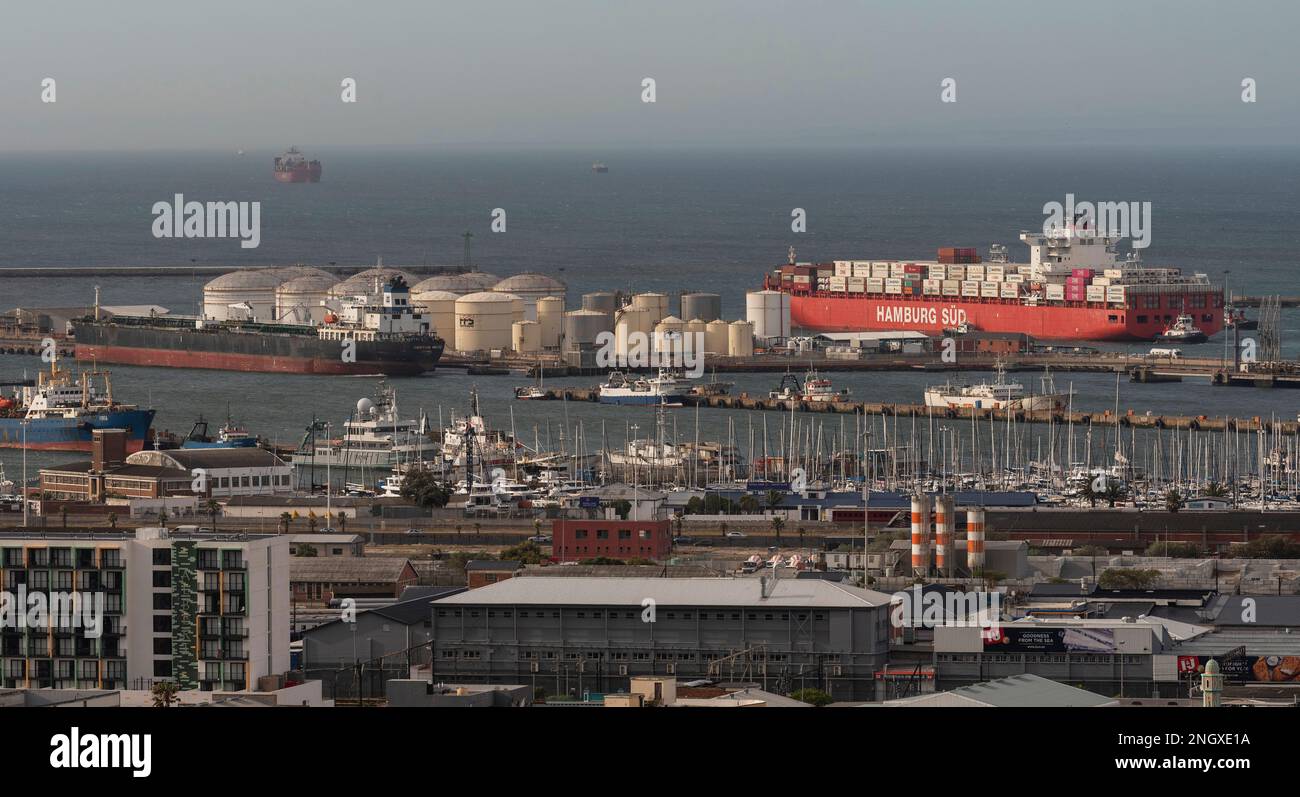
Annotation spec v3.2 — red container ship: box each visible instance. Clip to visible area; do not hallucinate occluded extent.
[763,226,1224,342]
[273,146,322,183]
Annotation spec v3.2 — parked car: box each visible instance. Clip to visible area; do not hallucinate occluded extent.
[404,528,423,535]
[527,535,552,544]
[725,531,746,538]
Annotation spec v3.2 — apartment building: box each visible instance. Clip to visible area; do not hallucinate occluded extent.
[0,527,289,691]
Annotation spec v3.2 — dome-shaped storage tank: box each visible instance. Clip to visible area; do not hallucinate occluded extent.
[330,267,418,301]
[630,292,669,325]
[746,290,791,343]
[454,292,518,352]
[582,292,618,315]
[275,273,339,325]
[512,320,541,354]
[614,306,654,359]
[705,320,730,356]
[203,269,284,322]
[680,293,722,323]
[653,315,686,357]
[728,320,755,357]
[492,273,567,320]
[411,270,501,294]
[412,290,460,338]
[535,296,564,349]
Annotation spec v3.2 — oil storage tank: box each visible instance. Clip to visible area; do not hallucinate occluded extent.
[411,270,500,294]
[512,320,541,354]
[680,293,722,323]
[728,320,755,357]
[454,291,517,352]
[705,320,730,356]
[614,306,654,359]
[746,289,791,344]
[412,290,460,339]
[493,273,567,321]
[274,273,338,325]
[536,296,564,349]
[203,269,283,322]
[582,292,619,315]
[631,292,669,326]
[563,309,613,368]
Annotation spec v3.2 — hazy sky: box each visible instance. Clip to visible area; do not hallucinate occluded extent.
[1,0,1296,151]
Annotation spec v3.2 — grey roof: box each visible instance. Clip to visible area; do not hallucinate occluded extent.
[890,674,1112,707]
[371,587,467,624]
[438,577,894,608]
[465,560,521,572]
[1207,595,1300,627]
[224,495,368,507]
[290,557,414,583]
[579,484,667,501]
[288,534,363,545]
[520,564,724,578]
[141,448,288,469]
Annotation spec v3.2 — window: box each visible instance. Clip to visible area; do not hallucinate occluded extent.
[153,594,172,610]
[154,638,170,655]
[618,529,631,539]
[152,570,171,588]
[152,548,171,566]
[153,661,172,678]
[153,615,172,633]
[596,529,609,539]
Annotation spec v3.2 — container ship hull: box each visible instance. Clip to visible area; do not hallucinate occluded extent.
[0,409,155,452]
[71,320,444,377]
[787,294,1223,342]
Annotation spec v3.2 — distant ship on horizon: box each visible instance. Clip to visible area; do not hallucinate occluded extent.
[274,146,322,182]
[591,161,609,173]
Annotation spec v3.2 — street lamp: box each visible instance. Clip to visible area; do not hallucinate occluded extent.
[21,419,29,528]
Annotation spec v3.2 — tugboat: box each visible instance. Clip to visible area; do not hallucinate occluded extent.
[1224,306,1258,331]
[769,368,851,403]
[179,416,259,449]
[1156,314,1209,344]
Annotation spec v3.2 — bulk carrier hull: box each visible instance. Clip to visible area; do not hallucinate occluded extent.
[0,409,155,452]
[71,319,444,377]
[787,294,1224,342]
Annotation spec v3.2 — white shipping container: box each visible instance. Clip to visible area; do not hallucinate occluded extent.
[966,265,986,280]
[946,265,966,280]
[829,276,847,291]
[961,284,980,297]
[1086,285,1106,302]
[928,265,947,279]
[849,281,867,293]
[922,278,941,290]
[885,284,903,295]
[980,282,999,298]
[866,278,885,293]
[1000,283,1019,298]
[870,265,890,279]
[923,282,942,295]
[941,283,961,296]
[889,264,906,278]
[834,262,853,277]
[1004,273,1024,284]
[1104,268,1123,279]
[885,278,903,290]
[1106,286,1126,300]
[852,263,872,277]
[985,265,1005,280]
[1092,276,1110,287]
[1045,284,1065,300]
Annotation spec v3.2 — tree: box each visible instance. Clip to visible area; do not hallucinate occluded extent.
[789,688,832,707]
[107,513,118,531]
[611,500,631,520]
[764,490,785,512]
[400,468,451,509]
[738,494,761,514]
[797,526,806,550]
[205,498,221,531]
[1234,535,1300,559]
[1203,481,1229,498]
[499,540,546,565]
[307,516,318,534]
[296,544,318,557]
[1164,489,1183,513]
[1146,541,1201,558]
[151,681,179,708]
[1103,479,1127,508]
[1080,481,1099,507]
[770,515,785,544]
[1098,568,1162,590]
[279,512,292,534]
[158,506,169,528]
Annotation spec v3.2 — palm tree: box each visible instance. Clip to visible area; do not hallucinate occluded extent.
[158,506,169,529]
[107,513,118,531]
[1103,479,1127,508]
[771,515,785,545]
[764,490,785,512]
[151,680,179,707]
[1203,481,1229,498]
[279,512,292,534]
[204,499,220,532]
[307,515,318,534]
[1164,488,1183,513]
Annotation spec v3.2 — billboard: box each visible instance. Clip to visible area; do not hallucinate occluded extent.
[1177,655,1300,682]
[982,626,1117,653]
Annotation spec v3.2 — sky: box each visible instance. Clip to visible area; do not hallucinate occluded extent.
[0,0,1296,151]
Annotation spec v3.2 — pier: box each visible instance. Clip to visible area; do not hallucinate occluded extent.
[0,264,468,278]
[531,387,1300,435]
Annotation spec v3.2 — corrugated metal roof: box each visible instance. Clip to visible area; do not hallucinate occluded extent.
[888,674,1111,707]
[290,557,413,583]
[437,577,894,608]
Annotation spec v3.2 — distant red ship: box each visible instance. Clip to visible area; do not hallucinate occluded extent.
[273,146,322,183]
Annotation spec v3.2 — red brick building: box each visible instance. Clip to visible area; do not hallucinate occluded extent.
[551,519,673,563]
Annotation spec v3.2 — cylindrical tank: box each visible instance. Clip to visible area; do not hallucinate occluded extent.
[203,269,284,322]
[966,508,986,572]
[727,320,754,357]
[512,320,541,354]
[411,271,501,294]
[274,273,338,325]
[911,494,932,577]
[934,494,955,577]
[614,306,654,358]
[684,319,708,359]
[411,290,460,339]
[746,290,791,343]
[705,320,730,356]
[536,296,564,349]
[631,292,669,326]
[563,309,613,352]
[680,293,722,323]
[453,292,517,352]
[582,292,618,315]
[329,267,418,301]
[653,315,685,358]
[492,273,567,321]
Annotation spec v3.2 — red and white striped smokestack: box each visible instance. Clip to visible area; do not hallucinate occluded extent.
[935,494,955,577]
[910,493,931,577]
[966,507,986,571]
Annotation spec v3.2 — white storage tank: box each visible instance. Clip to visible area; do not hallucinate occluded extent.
[535,296,564,349]
[330,267,418,301]
[728,320,755,357]
[705,320,730,356]
[631,292,669,325]
[684,319,708,355]
[582,292,619,314]
[653,315,686,356]
[512,320,541,354]
[680,293,722,323]
[274,273,338,325]
[614,306,654,358]
[492,272,567,321]
[563,309,613,353]
[411,290,460,338]
[411,270,500,294]
[454,291,518,352]
[746,290,791,343]
[203,269,284,322]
